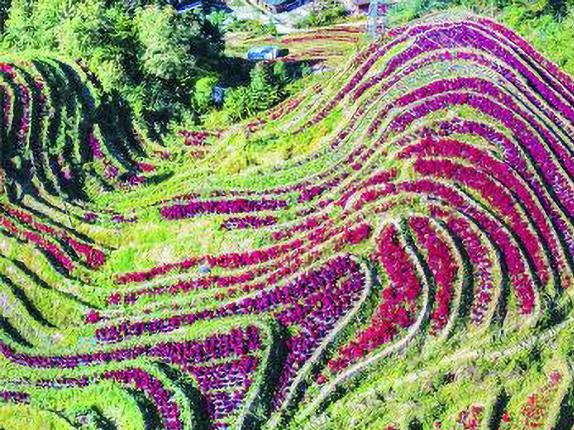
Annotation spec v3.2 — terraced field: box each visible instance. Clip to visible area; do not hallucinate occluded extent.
[227,23,366,67]
[3,10,574,430]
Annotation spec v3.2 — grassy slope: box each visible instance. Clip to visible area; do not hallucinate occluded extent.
[3,9,574,430]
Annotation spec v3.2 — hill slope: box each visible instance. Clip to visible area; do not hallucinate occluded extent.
[2,10,574,430]
[0,55,153,204]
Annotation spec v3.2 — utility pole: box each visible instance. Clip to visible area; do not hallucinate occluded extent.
[367,0,392,41]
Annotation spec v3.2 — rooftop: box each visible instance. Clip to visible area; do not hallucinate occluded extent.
[248,46,280,53]
[262,0,292,5]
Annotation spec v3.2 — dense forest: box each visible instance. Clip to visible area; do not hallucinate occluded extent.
[0,0,310,144]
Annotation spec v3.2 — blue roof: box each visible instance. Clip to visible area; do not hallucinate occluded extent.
[248,46,279,54]
[262,0,290,5]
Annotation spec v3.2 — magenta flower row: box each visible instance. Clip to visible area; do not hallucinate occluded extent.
[115,239,303,284]
[87,129,104,159]
[108,266,268,304]
[100,368,183,430]
[414,158,549,287]
[1,203,105,269]
[409,216,457,335]
[400,135,563,278]
[398,180,536,314]
[0,216,75,272]
[189,355,259,392]
[205,387,251,420]
[99,255,360,343]
[272,266,367,408]
[329,224,418,373]
[161,198,288,220]
[115,219,371,305]
[5,371,182,430]
[442,213,493,325]
[0,326,261,368]
[268,96,302,121]
[220,215,278,230]
[0,391,29,404]
[404,118,574,261]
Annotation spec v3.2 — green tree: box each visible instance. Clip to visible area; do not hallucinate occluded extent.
[224,85,251,121]
[57,1,137,91]
[0,0,12,34]
[133,5,195,81]
[296,0,347,28]
[130,3,224,136]
[133,4,223,80]
[272,61,289,85]
[194,76,218,112]
[224,62,286,121]
[2,0,38,49]
[0,0,229,138]
[248,62,281,110]
[207,10,228,29]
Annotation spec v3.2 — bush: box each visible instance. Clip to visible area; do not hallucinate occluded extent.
[294,0,347,28]
[206,10,229,29]
[273,61,289,84]
[134,5,197,81]
[224,63,284,121]
[247,62,282,109]
[227,19,278,36]
[225,85,252,121]
[194,76,219,112]
[301,63,314,77]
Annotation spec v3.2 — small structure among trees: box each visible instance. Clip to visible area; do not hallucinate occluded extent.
[246,46,289,61]
[258,0,305,13]
[295,0,347,27]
